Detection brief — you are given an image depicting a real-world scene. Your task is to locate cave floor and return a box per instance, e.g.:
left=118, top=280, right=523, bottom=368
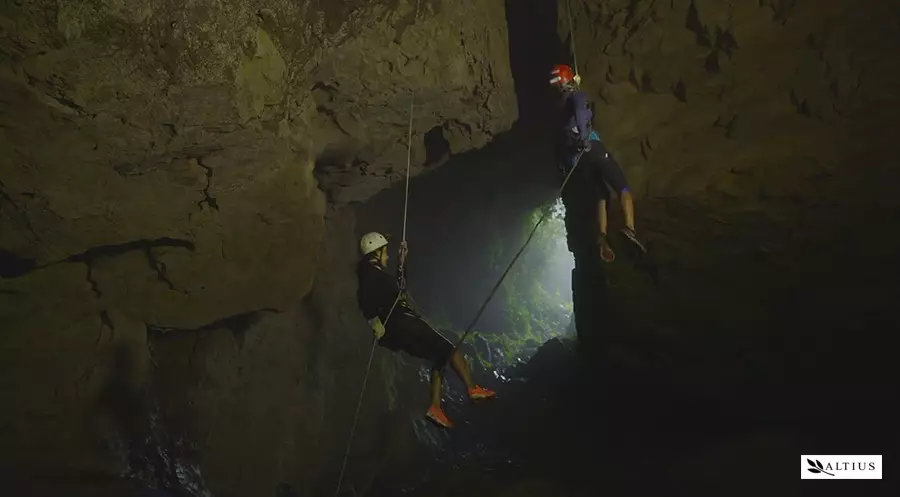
left=365, top=338, right=892, bottom=497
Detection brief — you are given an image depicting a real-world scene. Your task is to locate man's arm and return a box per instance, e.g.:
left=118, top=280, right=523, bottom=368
left=572, top=91, right=592, bottom=143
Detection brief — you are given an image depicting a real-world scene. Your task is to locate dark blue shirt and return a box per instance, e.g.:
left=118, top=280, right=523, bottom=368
left=556, top=90, right=600, bottom=167
left=564, top=90, right=593, bottom=143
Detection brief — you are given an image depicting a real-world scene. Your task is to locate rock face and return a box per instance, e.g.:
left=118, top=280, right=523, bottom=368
left=363, top=1, right=900, bottom=493
left=561, top=0, right=900, bottom=377
left=1, top=1, right=515, bottom=495
left=558, top=0, right=900, bottom=470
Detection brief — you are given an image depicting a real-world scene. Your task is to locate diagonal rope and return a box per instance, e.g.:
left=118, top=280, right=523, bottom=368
left=333, top=295, right=402, bottom=497
left=453, top=150, right=586, bottom=350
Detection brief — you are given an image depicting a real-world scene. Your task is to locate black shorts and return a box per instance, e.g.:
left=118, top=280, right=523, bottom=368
left=380, top=312, right=455, bottom=368
left=580, top=142, right=629, bottom=201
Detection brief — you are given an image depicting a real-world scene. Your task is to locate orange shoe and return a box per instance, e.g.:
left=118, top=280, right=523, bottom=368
left=426, top=405, right=454, bottom=428
left=468, top=385, right=496, bottom=401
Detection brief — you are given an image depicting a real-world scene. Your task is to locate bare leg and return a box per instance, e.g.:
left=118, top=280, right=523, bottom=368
left=430, top=369, right=442, bottom=408
left=448, top=350, right=475, bottom=390
left=597, top=199, right=615, bottom=262
left=621, top=190, right=636, bottom=231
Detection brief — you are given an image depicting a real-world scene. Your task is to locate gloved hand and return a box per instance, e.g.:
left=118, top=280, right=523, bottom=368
left=368, top=317, right=386, bottom=340
left=580, top=139, right=592, bottom=152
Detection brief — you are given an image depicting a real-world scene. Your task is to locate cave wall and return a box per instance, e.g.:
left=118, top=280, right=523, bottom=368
left=564, top=0, right=900, bottom=203
left=1, top=0, right=516, bottom=495
left=560, top=0, right=900, bottom=444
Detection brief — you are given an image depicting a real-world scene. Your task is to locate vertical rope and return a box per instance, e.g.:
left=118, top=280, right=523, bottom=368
left=565, top=0, right=579, bottom=76
left=333, top=295, right=402, bottom=497
left=402, top=94, right=414, bottom=243
left=334, top=94, right=414, bottom=497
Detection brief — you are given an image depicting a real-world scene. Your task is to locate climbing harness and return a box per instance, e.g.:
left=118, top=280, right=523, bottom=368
left=453, top=149, right=585, bottom=350
left=564, top=0, right=580, bottom=78
left=334, top=94, right=416, bottom=497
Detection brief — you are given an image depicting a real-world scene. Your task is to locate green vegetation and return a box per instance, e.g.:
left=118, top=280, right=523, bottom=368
left=436, top=200, right=574, bottom=369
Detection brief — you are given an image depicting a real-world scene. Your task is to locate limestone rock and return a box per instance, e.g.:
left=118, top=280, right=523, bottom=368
left=0, top=0, right=515, bottom=493
left=564, top=0, right=900, bottom=207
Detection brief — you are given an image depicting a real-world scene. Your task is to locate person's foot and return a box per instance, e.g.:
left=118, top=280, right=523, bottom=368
left=598, top=234, right=615, bottom=263
left=468, top=385, right=496, bottom=401
left=426, top=405, right=454, bottom=428
left=620, top=227, right=647, bottom=253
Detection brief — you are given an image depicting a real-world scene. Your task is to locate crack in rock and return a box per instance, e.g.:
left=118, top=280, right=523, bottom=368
left=51, top=94, right=96, bottom=117
left=685, top=1, right=711, bottom=48
left=2, top=238, right=195, bottom=283
left=62, top=238, right=196, bottom=265
left=84, top=261, right=102, bottom=297
left=145, top=248, right=181, bottom=292
left=195, top=158, right=219, bottom=212
left=97, top=309, right=115, bottom=345
left=146, top=308, right=280, bottom=349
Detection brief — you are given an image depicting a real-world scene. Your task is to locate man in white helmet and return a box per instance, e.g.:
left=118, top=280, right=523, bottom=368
left=356, top=232, right=495, bottom=428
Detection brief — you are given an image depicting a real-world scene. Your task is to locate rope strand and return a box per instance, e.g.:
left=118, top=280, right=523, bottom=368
left=565, top=0, right=579, bottom=76
left=334, top=93, right=416, bottom=496
left=334, top=293, right=402, bottom=497
left=402, top=94, right=414, bottom=243
left=453, top=150, right=585, bottom=350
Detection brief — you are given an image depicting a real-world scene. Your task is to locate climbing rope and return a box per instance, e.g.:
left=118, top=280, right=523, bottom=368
left=333, top=336, right=377, bottom=497
left=402, top=94, right=414, bottom=243
left=453, top=1, right=584, bottom=351
left=453, top=150, right=585, bottom=350
left=565, top=0, right=580, bottom=76
left=334, top=94, right=416, bottom=497
left=397, top=93, right=415, bottom=290
left=333, top=295, right=401, bottom=497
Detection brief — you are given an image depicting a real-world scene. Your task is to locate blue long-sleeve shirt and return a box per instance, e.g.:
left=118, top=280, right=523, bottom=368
left=556, top=90, right=600, bottom=167
left=565, top=90, right=592, bottom=142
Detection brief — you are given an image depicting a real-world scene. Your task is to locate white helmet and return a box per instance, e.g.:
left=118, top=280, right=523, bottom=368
left=360, top=232, right=389, bottom=256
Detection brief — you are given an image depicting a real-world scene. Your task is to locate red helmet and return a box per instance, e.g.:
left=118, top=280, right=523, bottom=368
left=549, top=64, right=575, bottom=87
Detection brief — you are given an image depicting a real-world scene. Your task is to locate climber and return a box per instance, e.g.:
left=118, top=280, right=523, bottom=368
left=550, top=64, right=646, bottom=262
left=355, top=232, right=496, bottom=429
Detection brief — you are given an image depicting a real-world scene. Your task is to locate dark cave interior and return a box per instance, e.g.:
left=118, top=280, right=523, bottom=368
left=2, top=1, right=899, bottom=497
